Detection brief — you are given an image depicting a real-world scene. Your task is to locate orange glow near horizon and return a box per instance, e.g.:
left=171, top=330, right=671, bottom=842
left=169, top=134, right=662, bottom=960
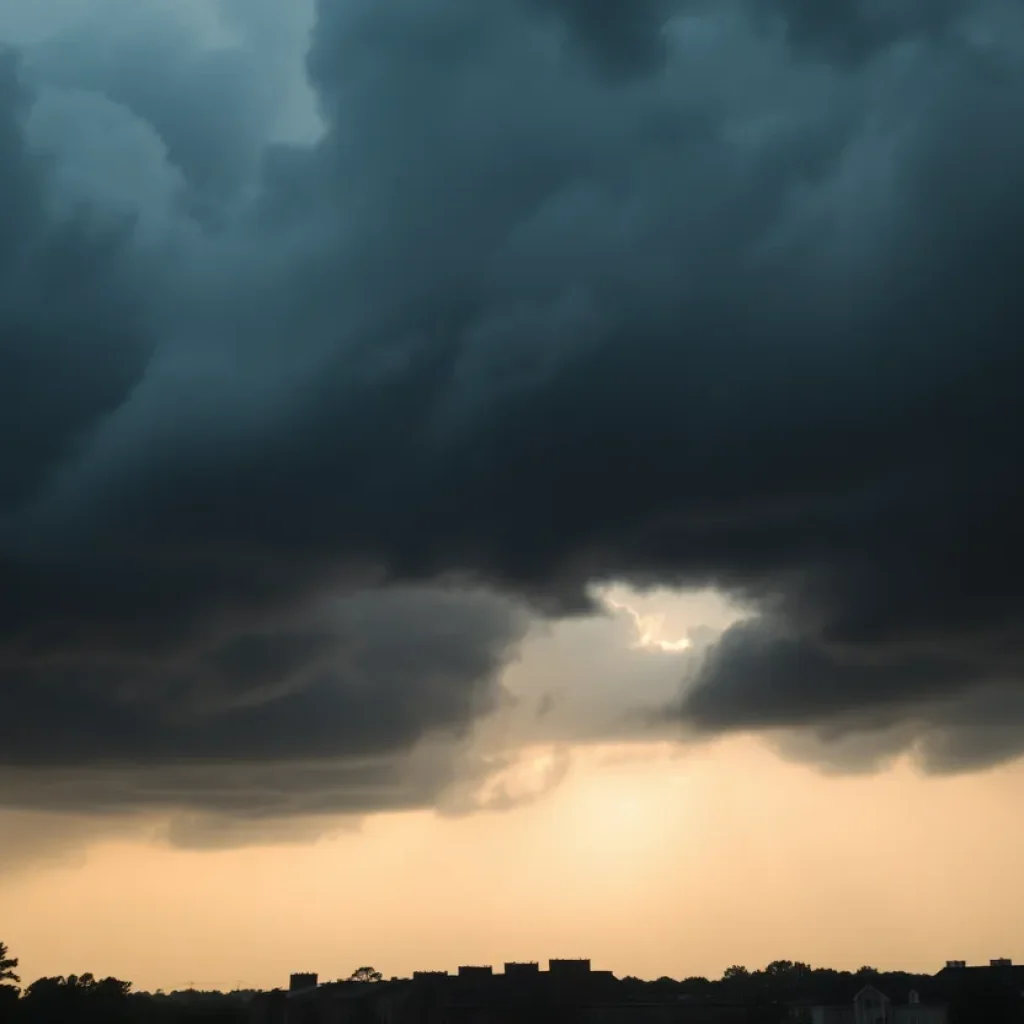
left=4, top=737, right=1024, bottom=993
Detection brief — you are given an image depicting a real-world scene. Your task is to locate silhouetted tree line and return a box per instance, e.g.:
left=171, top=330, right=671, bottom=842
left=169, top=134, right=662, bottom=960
left=0, top=943, right=248, bottom=1024
left=618, top=959, right=882, bottom=1005
left=619, top=959, right=1023, bottom=1024
left=3, top=943, right=1021, bottom=1024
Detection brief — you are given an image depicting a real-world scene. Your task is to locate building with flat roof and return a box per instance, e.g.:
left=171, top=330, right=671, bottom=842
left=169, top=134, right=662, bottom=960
left=549, top=959, right=593, bottom=979
left=458, top=966, right=494, bottom=979
left=504, top=962, right=539, bottom=979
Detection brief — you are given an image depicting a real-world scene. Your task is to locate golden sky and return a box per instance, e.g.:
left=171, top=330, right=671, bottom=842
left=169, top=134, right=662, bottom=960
left=3, top=588, right=1023, bottom=994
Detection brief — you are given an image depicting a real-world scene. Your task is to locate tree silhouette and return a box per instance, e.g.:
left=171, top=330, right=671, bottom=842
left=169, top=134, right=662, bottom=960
left=722, top=966, right=750, bottom=981
left=18, top=973, right=134, bottom=1024
left=348, top=966, right=383, bottom=983
left=0, top=943, right=18, bottom=985
left=762, top=960, right=813, bottom=1000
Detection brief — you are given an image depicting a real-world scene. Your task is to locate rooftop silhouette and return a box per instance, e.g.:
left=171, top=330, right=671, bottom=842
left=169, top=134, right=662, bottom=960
left=5, top=939, right=1024, bottom=1024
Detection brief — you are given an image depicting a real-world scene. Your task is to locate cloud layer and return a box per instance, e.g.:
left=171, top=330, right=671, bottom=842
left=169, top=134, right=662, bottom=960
left=2, top=0, right=1023, bottom=827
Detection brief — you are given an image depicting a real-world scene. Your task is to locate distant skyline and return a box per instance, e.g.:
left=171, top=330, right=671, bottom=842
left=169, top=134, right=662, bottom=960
left=2, top=0, right=1023, bottom=997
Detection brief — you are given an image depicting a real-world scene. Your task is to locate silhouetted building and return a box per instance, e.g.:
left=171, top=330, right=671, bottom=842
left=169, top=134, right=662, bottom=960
left=458, top=967, right=494, bottom=979
left=290, top=974, right=318, bottom=993
left=788, top=985, right=947, bottom=1024
left=503, top=962, right=539, bottom=980
left=285, top=980, right=411, bottom=1024
left=935, top=956, right=1022, bottom=980
left=933, top=958, right=1024, bottom=1021
left=252, top=962, right=757, bottom=1024
left=550, top=959, right=593, bottom=980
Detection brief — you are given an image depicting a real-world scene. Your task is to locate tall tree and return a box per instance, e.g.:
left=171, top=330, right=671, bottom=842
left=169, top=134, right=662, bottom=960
left=0, top=943, right=18, bottom=985
left=348, top=966, right=383, bottom=983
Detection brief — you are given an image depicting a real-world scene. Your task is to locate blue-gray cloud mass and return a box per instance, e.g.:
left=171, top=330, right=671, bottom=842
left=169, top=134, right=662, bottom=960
left=1, top=0, right=1023, bottom=818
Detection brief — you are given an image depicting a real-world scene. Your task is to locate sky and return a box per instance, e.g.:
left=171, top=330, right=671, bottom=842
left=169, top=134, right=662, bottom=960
left=1, top=0, right=1023, bottom=993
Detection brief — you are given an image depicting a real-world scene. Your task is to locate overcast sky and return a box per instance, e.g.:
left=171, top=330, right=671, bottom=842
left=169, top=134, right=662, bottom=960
left=1, top=0, right=1023, bottom=989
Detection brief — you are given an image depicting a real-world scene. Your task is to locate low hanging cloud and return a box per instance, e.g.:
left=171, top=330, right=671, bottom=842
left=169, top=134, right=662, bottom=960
left=1, top=0, right=1024, bottom=840
left=0, top=584, right=529, bottom=818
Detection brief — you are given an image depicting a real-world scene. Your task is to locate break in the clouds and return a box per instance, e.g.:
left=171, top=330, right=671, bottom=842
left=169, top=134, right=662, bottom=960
left=1, top=0, right=1023, bottom=825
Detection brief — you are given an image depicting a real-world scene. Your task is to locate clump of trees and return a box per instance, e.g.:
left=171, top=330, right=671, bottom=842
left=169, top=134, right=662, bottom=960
left=0, top=943, right=248, bottom=1024
left=11, top=974, right=133, bottom=1024
left=620, top=959, right=895, bottom=1010
left=348, top=966, right=383, bottom=983
left=618, top=959, right=1017, bottom=1024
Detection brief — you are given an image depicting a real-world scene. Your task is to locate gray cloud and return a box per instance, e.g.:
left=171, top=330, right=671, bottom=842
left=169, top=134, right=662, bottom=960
left=0, top=810, right=143, bottom=875
left=767, top=684, right=1024, bottom=775
left=524, top=0, right=679, bottom=76
left=681, top=618, right=981, bottom=731
left=677, top=617, right=1024, bottom=772
left=742, top=0, right=965, bottom=64
left=0, top=584, right=528, bottom=824
left=1, top=0, right=1023, bottom=828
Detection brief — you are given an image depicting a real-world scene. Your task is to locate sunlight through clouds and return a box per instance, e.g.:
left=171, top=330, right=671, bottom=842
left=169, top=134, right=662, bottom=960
left=600, top=594, right=693, bottom=652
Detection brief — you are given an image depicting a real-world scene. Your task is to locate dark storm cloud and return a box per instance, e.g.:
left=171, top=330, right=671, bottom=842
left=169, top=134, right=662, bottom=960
left=525, top=0, right=679, bottom=76
left=0, top=582, right=528, bottom=822
left=677, top=616, right=1024, bottom=773
left=1, top=0, right=1024, bottom=819
left=682, top=618, right=976, bottom=730
left=769, top=683, right=1024, bottom=776
left=0, top=587, right=523, bottom=768
left=21, top=7, right=287, bottom=200
left=0, top=51, right=152, bottom=510
left=743, top=0, right=964, bottom=64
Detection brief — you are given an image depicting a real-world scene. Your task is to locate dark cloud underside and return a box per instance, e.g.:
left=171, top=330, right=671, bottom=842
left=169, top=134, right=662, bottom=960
left=1, top=0, right=1023, bottom=821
